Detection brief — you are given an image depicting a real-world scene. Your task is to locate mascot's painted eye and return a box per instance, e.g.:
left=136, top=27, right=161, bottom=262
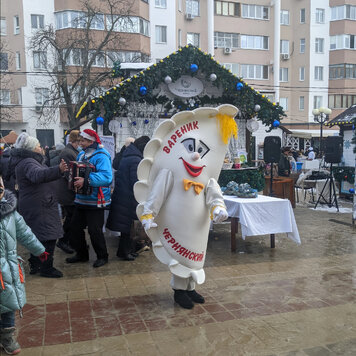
left=196, top=140, right=210, bottom=158
left=182, top=138, right=195, bottom=153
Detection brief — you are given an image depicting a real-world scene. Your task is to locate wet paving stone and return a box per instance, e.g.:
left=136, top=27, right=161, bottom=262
left=13, top=202, right=356, bottom=355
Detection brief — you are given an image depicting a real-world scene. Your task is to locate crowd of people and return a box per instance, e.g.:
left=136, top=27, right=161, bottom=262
left=0, top=129, right=150, bottom=354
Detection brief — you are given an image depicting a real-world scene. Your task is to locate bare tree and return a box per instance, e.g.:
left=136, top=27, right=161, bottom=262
left=0, top=40, right=15, bottom=126
left=29, top=0, right=138, bottom=129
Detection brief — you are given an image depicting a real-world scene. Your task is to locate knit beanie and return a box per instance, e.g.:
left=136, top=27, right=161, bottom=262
left=14, top=132, right=40, bottom=151
left=134, top=136, right=150, bottom=154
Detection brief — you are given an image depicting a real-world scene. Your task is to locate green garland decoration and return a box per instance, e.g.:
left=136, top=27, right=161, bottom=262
left=218, top=168, right=265, bottom=192
left=77, top=45, right=285, bottom=130
left=332, top=166, right=355, bottom=185
left=111, top=61, right=122, bottom=78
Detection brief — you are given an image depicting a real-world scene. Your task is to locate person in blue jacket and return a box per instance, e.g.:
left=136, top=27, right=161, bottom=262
left=0, top=168, right=47, bottom=355
left=66, top=129, right=112, bottom=268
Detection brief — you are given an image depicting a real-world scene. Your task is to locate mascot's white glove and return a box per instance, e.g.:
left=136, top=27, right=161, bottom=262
left=141, top=215, right=158, bottom=232
left=213, top=206, right=229, bottom=223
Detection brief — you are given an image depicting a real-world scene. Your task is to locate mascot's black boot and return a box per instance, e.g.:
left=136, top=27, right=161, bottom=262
left=173, top=290, right=194, bottom=309
left=187, top=290, right=205, bottom=304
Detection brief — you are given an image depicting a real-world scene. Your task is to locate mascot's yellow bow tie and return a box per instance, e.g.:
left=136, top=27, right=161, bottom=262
left=183, top=179, right=205, bottom=195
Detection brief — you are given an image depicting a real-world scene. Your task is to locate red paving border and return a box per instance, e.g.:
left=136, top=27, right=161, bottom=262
left=16, top=272, right=354, bottom=348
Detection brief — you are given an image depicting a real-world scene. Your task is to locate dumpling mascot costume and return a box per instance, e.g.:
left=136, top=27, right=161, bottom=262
left=134, top=104, right=238, bottom=309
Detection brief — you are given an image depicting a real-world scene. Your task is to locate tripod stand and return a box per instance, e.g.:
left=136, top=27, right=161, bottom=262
left=314, top=163, right=339, bottom=211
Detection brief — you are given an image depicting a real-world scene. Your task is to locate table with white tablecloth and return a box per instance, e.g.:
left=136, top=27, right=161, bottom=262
left=223, top=195, right=301, bottom=251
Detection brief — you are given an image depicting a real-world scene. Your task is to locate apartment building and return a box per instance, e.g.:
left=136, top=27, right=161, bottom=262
left=329, top=0, right=356, bottom=120
left=150, top=0, right=337, bottom=135
left=0, top=0, right=150, bottom=145
left=1, top=0, right=354, bottom=146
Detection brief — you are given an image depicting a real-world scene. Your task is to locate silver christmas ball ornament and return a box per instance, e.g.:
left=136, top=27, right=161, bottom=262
left=119, top=97, right=126, bottom=106
left=209, top=73, right=217, bottom=81
left=254, top=104, right=261, bottom=112
left=164, top=75, right=172, bottom=84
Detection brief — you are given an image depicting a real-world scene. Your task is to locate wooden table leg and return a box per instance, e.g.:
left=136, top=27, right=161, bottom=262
left=270, top=234, right=275, bottom=248
left=231, top=217, right=238, bottom=252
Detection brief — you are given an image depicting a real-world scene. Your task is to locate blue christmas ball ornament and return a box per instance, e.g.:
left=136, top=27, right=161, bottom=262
left=349, top=188, right=355, bottom=194
left=236, top=82, right=243, bottom=91
left=190, top=64, right=198, bottom=73
left=132, top=121, right=137, bottom=126
left=139, top=86, right=147, bottom=95
left=96, top=116, right=104, bottom=125
left=144, top=119, right=149, bottom=124
left=273, top=120, right=280, bottom=127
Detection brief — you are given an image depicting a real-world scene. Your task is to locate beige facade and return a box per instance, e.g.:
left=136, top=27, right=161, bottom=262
left=0, top=0, right=26, bottom=124
left=329, top=0, right=356, bottom=121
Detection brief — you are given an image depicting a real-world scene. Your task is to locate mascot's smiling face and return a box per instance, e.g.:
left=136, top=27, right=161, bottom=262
left=156, top=116, right=229, bottom=184
left=179, top=138, right=209, bottom=177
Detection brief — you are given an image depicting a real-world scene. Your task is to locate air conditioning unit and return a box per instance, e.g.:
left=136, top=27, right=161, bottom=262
left=185, top=13, right=194, bottom=20
left=224, top=47, right=232, bottom=54
left=281, top=53, right=290, bottom=60
left=35, top=106, right=42, bottom=112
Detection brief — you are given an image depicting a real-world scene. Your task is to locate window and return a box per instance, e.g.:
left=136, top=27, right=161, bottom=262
left=331, top=5, right=356, bottom=20
left=329, top=64, right=356, bottom=79
left=35, top=88, right=49, bottom=105
left=0, top=17, right=6, bottom=35
left=314, top=66, right=323, bottom=80
left=155, top=25, right=167, bottom=43
left=31, top=14, right=44, bottom=29
left=0, top=90, right=10, bottom=105
left=240, top=35, right=268, bottom=50
left=107, top=51, right=146, bottom=65
left=55, top=11, right=105, bottom=30
left=300, top=8, right=305, bottom=23
left=186, top=0, right=199, bottom=16
left=279, top=67, right=288, bottom=82
left=0, top=52, right=8, bottom=71
left=315, top=8, right=325, bottom=23
left=106, top=15, right=149, bottom=36
left=330, top=34, right=356, bottom=50
left=155, top=0, right=167, bottom=8
left=329, top=94, right=356, bottom=108
left=279, top=97, right=288, bottom=111
left=299, top=67, right=305, bottom=81
left=315, top=38, right=324, bottom=53
left=222, top=63, right=239, bottom=75
left=280, top=40, right=289, bottom=54
left=313, top=96, right=322, bottom=109
left=215, top=1, right=241, bottom=17
left=15, top=52, right=21, bottom=70
left=33, top=51, right=47, bottom=69
left=187, top=32, right=200, bottom=47
left=241, top=4, right=269, bottom=20
left=90, top=14, right=104, bottom=30
left=300, top=38, right=305, bottom=53
left=214, top=32, right=238, bottom=48
left=240, top=64, right=268, bottom=79
left=280, top=10, right=289, bottom=25
left=17, top=88, right=22, bottom=105
left=178, top=29, right=182, bottom=47
left=13, top=15, right=19, bottom=34
left=89, top=50, right=105, bottom=67
left=299, top=96, right=304, bottom=110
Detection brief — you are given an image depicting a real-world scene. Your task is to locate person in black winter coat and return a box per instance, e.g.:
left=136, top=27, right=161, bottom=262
left=8, top=133, right=68, bottom=278
left=0, top=147, right=16, bottom=194
left=106, top=136, right=150, bottom=261
left=55, top=131, right=80, bottom=254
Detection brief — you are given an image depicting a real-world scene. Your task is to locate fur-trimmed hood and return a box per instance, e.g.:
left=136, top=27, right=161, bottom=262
left=0, top=190, right=17, bottom=219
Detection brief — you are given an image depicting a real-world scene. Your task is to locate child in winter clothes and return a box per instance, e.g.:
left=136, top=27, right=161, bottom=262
left=0, top=171, right=47, bottom=355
